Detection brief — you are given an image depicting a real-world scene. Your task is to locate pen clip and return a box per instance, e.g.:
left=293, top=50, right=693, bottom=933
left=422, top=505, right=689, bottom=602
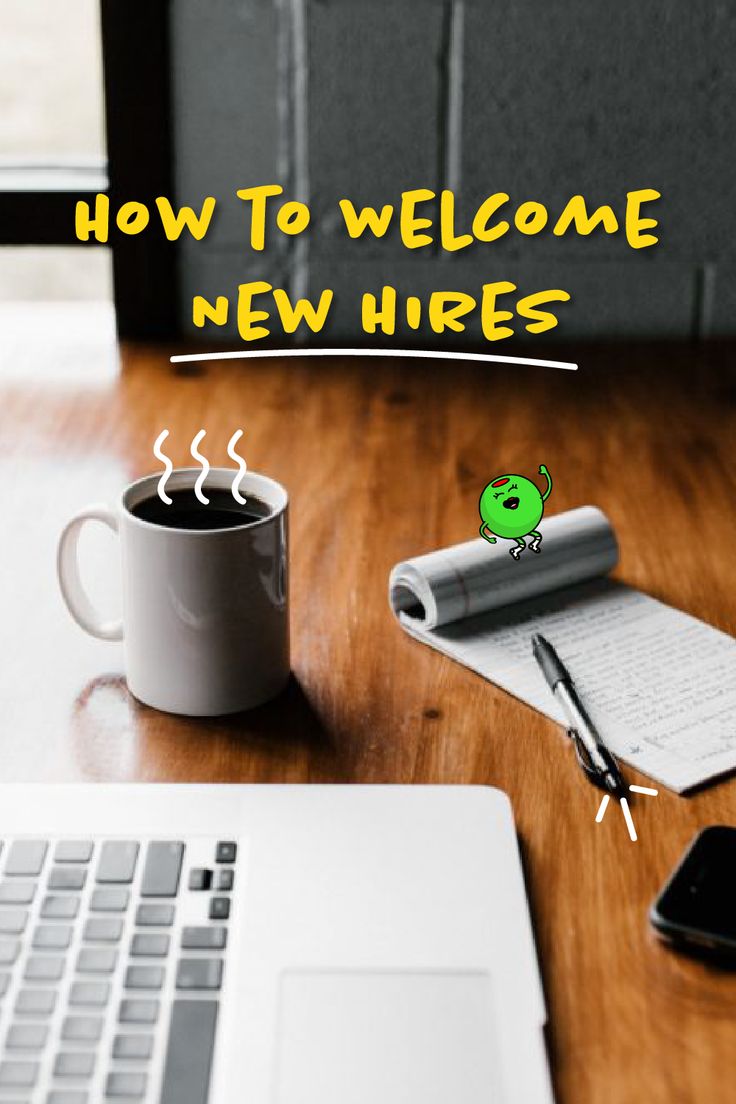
left=566, top=728, right=611, bottom=792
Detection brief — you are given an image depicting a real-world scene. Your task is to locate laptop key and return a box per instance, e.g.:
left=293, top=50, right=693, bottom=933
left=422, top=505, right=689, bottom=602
left=187, top=869, right=212, bottom=892
left=24, top=956, right=64, bottom=982
left=0, top=908, right=28, bottom=934
left=105, top=1071, right=147, bottom=1098
left=32, top=924, right=72, bottom=950
left=4, top=841, right=48, bottom=877
left=176, top=958, right=223, bottom=991
left=112, top=1034, right=153, bottom=1060
left=0, top=939, right=20, bottom=965
left=0, top=882, right=35, bottom=905
left=69, top=981, right=110, bottom=1008
left=0, top=1060, right=39, bottom=1088
left=54, top=841, right=93, bottom=864
left=15, top=988, right=56, bottom=1016
left=160, top=999, right=218, bottom=1104
left=215, top=869, right=234, bottom=892
left=125, top=965, right=164, bottom=991
left=119, top=999, right=159, bottom=1024
left=0, top=972, right=10, bottom=996
left=54, top=1052, right=96, bottom=1078
left=61, top=1016, right=104, bottom=1043
left=130, top=933, right=170, bottom=958
left=215, top=841, right=237, bottom=864
left=140, top=842, right=184, bottom=897
left=89, top=888, right=129, bottom=913
left=83, top=917, right=123, bottom=943
left=135, top=903, right=174, bottom=927
left=77, top=947, right=117, bottom=974
left=6, top=1024, right=49, bottom=1050
left=41, top=895, right=80, bottom=920
left=181, top=926, right=227, bottom=951
left=96, top=842, right=139, bottom=884
left=209, top=897, right=230, bottom=921
left=47, top=1092, right=89, bottom=1104
left=47, top=867, right=86, bottom=892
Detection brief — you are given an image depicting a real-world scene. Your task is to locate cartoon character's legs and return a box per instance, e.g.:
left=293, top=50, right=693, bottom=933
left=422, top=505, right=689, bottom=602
left=528, top=529, right=542, bottom=553
left=509, top=538, right=526, bottom=560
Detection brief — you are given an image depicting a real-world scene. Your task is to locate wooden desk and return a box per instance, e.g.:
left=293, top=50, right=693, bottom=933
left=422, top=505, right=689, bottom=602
left=2, top=305, right=736, bottom=1104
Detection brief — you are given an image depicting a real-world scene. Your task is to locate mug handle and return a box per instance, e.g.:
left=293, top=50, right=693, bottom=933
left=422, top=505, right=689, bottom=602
left=57, top=505, right=123, bottom=642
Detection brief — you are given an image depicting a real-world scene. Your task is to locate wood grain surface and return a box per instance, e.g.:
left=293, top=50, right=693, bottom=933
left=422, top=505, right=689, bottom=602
left=1, top=305, right=736, bottom=1104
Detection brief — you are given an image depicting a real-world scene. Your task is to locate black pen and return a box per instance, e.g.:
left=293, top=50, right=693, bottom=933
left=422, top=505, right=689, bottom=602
left=531, top=633, right=627, bottom=799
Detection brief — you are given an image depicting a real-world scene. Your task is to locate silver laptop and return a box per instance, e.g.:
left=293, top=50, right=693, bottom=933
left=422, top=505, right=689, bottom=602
left=0, top=784, right=552, bottom=1104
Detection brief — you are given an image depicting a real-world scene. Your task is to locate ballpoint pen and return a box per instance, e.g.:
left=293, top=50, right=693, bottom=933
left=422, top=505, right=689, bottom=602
left=531, top=633, right=627, bottom=799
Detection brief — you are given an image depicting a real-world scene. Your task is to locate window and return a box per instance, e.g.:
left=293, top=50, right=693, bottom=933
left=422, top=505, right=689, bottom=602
left=0, top=1, right=178, bottom=337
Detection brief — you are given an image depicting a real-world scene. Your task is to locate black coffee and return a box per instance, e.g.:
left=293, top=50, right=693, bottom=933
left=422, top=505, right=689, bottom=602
left=132, top=488, right=271, bottom=530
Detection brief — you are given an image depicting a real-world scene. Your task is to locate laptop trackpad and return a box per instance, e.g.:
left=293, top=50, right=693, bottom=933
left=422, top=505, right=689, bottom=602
left=275, top=970, right=501, bottom=1104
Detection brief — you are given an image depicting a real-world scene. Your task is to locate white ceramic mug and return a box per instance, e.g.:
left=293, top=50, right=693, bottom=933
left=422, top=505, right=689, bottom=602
left=57, top=468, right=289, bottom=716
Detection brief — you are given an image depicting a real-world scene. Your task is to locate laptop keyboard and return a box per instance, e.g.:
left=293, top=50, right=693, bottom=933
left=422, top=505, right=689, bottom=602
left=0, top=837, right=237, bottom=1103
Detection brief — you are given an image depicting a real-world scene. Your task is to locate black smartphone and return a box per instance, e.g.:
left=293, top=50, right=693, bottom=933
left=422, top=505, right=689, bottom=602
left=650, top=826, right=736, bottom=958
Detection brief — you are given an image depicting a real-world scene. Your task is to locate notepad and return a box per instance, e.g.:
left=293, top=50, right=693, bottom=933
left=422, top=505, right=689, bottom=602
left=389, top=506, right=736, bottom=793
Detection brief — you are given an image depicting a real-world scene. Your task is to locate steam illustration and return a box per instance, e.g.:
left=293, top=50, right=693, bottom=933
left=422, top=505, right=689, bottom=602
left=153, top=430, right=173, bottom=505
left=190, top=429, right=210, bottom=504
left=153, top=429, right=248, bottom=505
left=227, top=430, right=248, bottom=504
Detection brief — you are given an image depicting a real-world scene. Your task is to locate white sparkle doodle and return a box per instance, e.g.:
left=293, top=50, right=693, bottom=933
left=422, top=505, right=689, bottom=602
left=619, top=798, right=637, bottom=843
left=153, top=429, right=173, bottom=504
left=190, top=429, right=210, bottom=504
left=595, top=794, right=609, bottom=823
left=227, top=430, right=248, bottom=504
left=595, top=785, right=658, bottom=842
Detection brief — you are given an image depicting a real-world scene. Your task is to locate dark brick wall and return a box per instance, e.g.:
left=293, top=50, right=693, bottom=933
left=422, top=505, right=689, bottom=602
left=171, top=0, right=735, bottom=341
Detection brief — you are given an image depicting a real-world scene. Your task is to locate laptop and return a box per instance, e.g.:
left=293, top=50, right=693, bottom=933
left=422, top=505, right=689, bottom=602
left=0, top=784, right=553, bottom=1104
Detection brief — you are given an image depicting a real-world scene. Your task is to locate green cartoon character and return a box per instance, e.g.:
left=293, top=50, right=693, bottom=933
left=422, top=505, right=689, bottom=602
left=479, top=465, right=552, bottom=560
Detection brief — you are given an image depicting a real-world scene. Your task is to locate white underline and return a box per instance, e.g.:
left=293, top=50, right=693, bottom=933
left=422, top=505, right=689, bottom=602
left=169, top=347, right=578, bottom=371
left=629, top=784, right=658, bottom=796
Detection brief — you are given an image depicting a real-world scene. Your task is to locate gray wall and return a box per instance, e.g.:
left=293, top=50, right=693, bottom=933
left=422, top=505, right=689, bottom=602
left=171, top=1, right=736, bottom=343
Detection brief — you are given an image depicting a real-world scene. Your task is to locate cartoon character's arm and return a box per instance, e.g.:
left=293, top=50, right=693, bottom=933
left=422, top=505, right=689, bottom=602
left=538, top=464, right=552, bottom=501
left=479, top=523, right=497, bottom=543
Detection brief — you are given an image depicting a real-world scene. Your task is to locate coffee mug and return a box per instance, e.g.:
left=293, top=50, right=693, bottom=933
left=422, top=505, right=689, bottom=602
left=57, top=468, right=289, bottom=716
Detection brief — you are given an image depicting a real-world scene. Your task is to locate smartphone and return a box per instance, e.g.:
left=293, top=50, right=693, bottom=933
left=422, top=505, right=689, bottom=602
left=650, top=826, right=736, bottom=958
